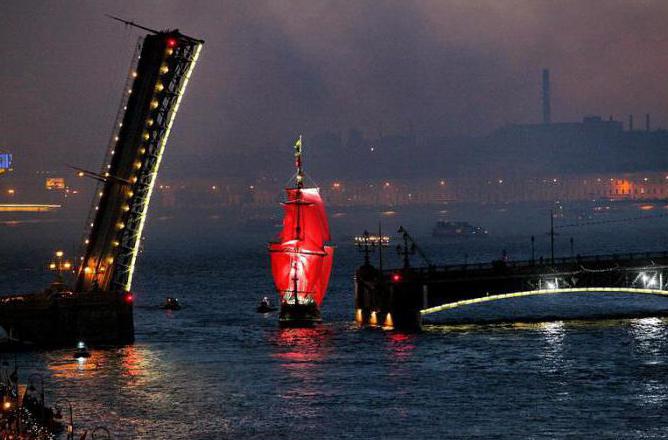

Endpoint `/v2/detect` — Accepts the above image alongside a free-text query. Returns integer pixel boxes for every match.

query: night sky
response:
[2,1,668,176]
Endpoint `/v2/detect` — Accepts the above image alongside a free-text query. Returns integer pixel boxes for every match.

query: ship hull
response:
[278,302,322,327]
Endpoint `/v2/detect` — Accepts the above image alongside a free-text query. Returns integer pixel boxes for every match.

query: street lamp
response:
[49,250,72,281]
[354,230,390,266]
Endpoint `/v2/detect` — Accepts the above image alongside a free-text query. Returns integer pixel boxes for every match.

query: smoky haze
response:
[2,1,668,181]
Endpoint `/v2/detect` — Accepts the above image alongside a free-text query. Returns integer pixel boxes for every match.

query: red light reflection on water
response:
[270,327,332,413]
[385,332,416,361]
[272,327,331,365]
[121,345,145,377]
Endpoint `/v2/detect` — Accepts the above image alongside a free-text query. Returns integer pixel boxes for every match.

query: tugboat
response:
[161,297,182,310]
[269,135,334,327]
[256,296,277,313]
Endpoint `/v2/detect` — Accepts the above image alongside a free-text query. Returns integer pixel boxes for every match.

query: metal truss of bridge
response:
[0,23,203,348]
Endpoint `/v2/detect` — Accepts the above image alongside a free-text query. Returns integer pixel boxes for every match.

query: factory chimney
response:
[542,69,551,124]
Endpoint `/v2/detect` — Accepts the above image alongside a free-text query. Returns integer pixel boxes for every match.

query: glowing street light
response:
[50,251,72,280]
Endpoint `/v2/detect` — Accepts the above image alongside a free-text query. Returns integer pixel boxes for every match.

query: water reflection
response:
[47,350,103,378]
[537,321,565,373]
[268,328,332,422]
[629,317,666,356]
[384,332,416,362]
[272,327,331,364]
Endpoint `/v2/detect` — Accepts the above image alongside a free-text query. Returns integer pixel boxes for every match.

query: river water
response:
[3,201,668,438]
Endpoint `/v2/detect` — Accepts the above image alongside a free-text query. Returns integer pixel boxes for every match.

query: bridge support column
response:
[355,265,422,331]
[389,283,422,332]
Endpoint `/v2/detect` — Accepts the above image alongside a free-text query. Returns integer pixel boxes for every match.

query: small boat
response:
[162,297,181,310]
[256,297,277,313]
[73,341,91,359]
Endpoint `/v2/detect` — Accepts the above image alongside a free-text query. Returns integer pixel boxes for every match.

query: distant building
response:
[0,151,12,175]
[479,115,668,176]
[45,177,66,190]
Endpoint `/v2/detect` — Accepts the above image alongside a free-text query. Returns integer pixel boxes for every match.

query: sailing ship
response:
[269,136,334,327]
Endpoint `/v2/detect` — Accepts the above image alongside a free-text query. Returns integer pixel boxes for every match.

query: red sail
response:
[270,187,333,306]
[313,246,334,304]
[279,188,330,249]
[269,242,329,305]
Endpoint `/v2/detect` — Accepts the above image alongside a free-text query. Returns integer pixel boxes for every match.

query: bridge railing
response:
[382,250,668,276]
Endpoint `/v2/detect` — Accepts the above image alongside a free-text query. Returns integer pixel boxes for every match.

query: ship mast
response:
[294,134,304,189]
[292,135,303,304]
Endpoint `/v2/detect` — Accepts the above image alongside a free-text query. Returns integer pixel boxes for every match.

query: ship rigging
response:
[269,136,334,326]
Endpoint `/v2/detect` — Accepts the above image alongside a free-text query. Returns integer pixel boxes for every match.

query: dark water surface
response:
[3,203,668,439]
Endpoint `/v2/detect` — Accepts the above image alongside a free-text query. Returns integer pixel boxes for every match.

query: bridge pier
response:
[354,264,423,331]
[355,252,668,327]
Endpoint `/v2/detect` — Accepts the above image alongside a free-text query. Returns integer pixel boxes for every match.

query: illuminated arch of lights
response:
[420,287,668,315]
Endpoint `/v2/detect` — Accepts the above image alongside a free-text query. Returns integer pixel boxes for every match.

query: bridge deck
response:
[355,250,668,330]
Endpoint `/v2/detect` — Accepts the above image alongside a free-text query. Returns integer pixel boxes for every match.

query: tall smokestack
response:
[542,68,551,124]
[629,114,634,131]
[646,113,650,131]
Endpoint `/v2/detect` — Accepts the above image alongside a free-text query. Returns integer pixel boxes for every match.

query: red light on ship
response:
[124,293,134,303]
[392,273,402,283]
[166,38,178,48]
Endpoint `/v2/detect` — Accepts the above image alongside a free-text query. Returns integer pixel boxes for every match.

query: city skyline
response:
[3,1,668,174]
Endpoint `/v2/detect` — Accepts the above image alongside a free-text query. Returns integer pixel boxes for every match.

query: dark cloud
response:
[2,0,668,176]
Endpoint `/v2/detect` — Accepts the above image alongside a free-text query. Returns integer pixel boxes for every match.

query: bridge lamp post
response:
[397,227,416,269]
[50,251,72,281]
[354,230,390,266]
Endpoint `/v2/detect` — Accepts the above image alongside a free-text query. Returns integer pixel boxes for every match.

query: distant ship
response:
[268,136,334,327]
[432,221,488,238]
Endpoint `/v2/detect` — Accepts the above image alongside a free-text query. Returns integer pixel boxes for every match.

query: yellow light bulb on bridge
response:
[55,251,64,258]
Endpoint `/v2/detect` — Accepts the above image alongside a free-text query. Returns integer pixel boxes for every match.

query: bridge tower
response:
[76,28,203,296]
[0,25,203,347]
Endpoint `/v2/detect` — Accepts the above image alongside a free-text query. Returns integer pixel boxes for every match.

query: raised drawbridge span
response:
[0,23,203,347]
